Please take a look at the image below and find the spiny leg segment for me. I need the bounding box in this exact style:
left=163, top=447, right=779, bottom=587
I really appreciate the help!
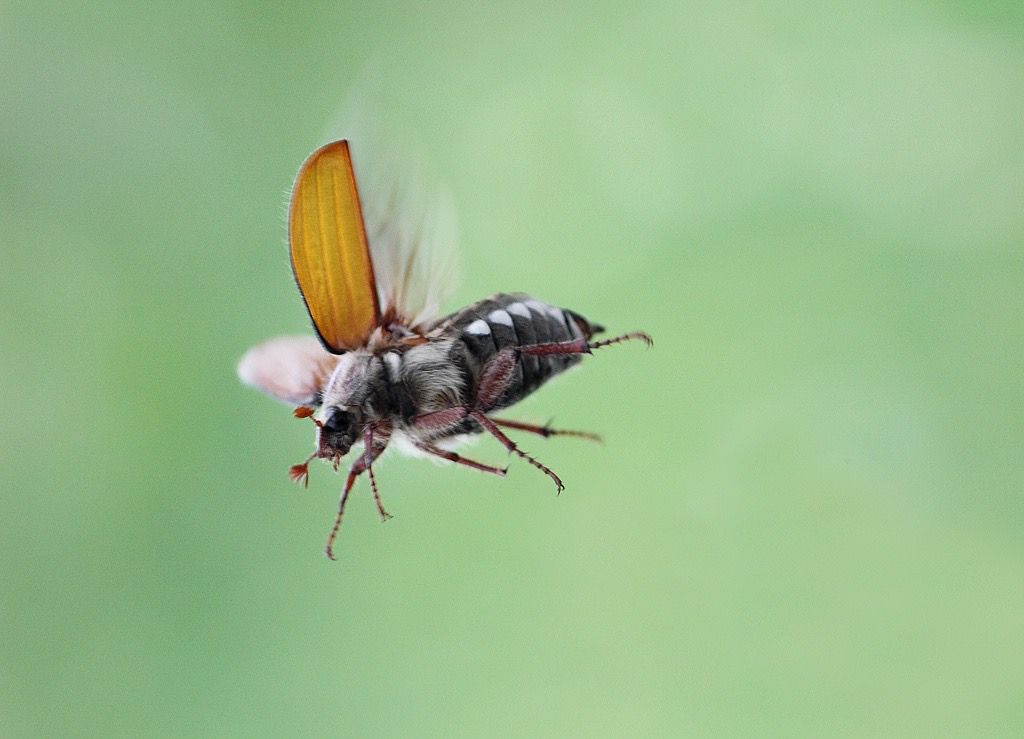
left=471, top=411, right=564, bottom=493
left=364, top=426, right=392, bottom=523
left=324, top=465, right=362, bottom=561
left=324, top=425, right=390, bottom=561
left=515, top=331, right=653, bottom=358
left=415, top=443, right=508, bottom=476
left=491, top=417, right=602, bottom=444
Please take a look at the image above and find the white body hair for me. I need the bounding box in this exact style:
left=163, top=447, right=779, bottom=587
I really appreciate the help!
left=314, top=352, right=379, bottom=425
left=395, top=339, right=463, bottom=416
left=310, top=340, right=467, bottom=451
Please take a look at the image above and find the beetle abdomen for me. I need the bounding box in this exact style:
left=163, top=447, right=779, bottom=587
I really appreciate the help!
left=436, top=293, right=602, bottom=409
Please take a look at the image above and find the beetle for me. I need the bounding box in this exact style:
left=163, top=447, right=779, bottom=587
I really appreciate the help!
left=238, top=140, right=651, bottom=558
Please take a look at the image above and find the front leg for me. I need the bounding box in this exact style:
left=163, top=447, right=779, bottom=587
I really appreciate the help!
left=363, top=425, right=393, bottom=523
left=324, top=425, right=390, bottom=561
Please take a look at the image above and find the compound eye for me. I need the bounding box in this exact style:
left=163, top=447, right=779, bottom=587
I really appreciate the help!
left=324, top=408, right=352, bottom=432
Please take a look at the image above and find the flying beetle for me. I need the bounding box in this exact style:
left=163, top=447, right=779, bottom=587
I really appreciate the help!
left=238, top=139, right=652, bottom=559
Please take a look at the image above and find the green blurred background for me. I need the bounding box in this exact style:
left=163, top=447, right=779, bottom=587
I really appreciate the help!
left=2, top=2, right=1023, bottom=736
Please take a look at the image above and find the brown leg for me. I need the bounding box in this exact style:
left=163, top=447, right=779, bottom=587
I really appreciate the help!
left=364, top=426, right=392, bottom=523
left=365, top=462, right=391, bottom=522
left=471, top=411, right=564, bottom=493
left=416, top=442, right=508, bottom=477
left=412, top=406, right=470, bottom=432
left=589, top=331, right=654, bottom=350
left=324, top=427, right=389, bottom=561
left=491, top=417, right=602, bottom=444
left=324, top=465, right=362, bottom=561
left=518, top=331, right=653, bottom=358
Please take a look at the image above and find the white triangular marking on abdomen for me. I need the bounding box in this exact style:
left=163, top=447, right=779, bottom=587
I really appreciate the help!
left=466, top=319, right=491, bottom=335
left=506, top=302, right=531, bottom=319
left=487, top=309, right=514, bottom=327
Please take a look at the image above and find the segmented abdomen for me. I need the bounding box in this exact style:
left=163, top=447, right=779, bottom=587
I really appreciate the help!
left=435, top=292, right=603, bottom=410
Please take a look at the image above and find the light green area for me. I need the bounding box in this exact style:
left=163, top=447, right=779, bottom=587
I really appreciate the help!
left=2, top=2, right=1023, bottom=736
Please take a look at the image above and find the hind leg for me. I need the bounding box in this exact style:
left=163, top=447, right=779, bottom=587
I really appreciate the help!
left=491, top=417, right=602, bottom=444
left=517, top=331, right=653, bottom=358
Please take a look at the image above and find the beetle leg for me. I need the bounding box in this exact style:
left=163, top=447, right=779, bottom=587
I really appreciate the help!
left=490, top=417, right=602, bottom=444
left=415, top=442, right=508, bottom=477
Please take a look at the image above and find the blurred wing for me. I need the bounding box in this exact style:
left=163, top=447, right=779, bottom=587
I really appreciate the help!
left=237, top=336, right=339, bottom=406
left=289, top=141, right=381, bottom=352
left=327, top=107, right=460, bottom=330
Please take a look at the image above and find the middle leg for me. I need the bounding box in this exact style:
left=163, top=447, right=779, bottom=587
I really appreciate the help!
left=471, top=411, right=564, bottom=493
left=411, top=348, right=570, bottom=491
left=415, top=442, right=508, bottom=477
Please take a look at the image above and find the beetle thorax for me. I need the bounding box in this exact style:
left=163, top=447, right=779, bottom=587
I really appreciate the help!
left=312, top=351, right=385, bottom=459
left=317, top=351, right=377, bottom=417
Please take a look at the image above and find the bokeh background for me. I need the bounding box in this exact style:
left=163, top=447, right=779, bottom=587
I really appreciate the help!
left=3, top=2, right=1023, bottom=736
